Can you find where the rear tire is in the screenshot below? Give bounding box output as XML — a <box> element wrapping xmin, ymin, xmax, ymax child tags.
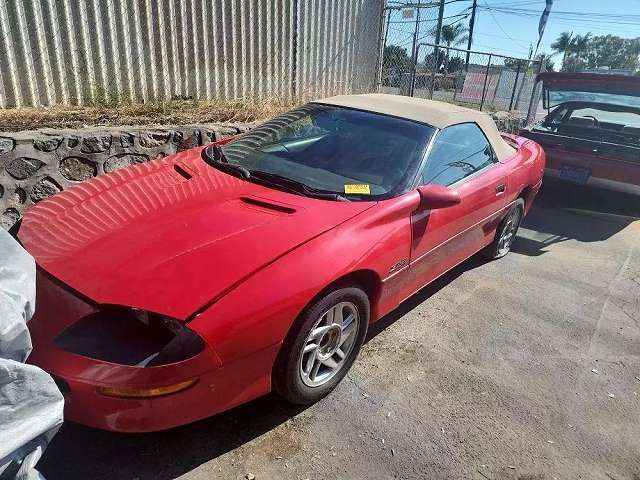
<box><xmin>273</xmin><ymin>287</ymin><xmax>370</xmax><ymax>405</ymax></box>
<box><xmin>487</xmin><ymin>198</ymin><xmax>525</xmax><ymax>259</ymax></box>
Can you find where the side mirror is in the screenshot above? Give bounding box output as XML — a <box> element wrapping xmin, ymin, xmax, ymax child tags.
<box><xmin>417</xmin><ymin>184</ymin><xmax>461</xmax><ymax>211</ymax></box>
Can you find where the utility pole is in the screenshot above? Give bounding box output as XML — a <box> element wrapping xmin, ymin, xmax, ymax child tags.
<box><xmin>409</xmin><ymin>5</ymin><xmax>421</xmax><ymax>97</ymax></box>
<box><xmin>465</xmin><ymin>0</ymin><xmax>477</xmax><ymax>71</ymax></box>
<box><xmin>428</xmin><ymin>0</ymin><xmax>446</xmax><ymax>99</ymax></box>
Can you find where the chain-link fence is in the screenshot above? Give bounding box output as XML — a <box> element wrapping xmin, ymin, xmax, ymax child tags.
<box><xmin>382</xmin><ymin>41</ymin><xmax>543</xmax><ymax>119</ymax></box>
<box><xmin>412</xmin><ymin>43</ymin><xmax>541</xmax><ymax>114</ymax></box>
<box><xmin>378</xmin><ymin>2</ymin><xmax>440</xmax><ymax>95</ymax></box>
<box><xmin>414</xmin><ymin>44</ymin><xmax>542</xmax><ymax>117</ymax></box>
<box><xmin>0</xmin><ymin>0</ymin><xmax>384</xmax><ymax>108</ymax></box>
<box><xmin>379</xmin><ymin>3</ymin><xmax>544</xmax><ymax>124</ymax></box>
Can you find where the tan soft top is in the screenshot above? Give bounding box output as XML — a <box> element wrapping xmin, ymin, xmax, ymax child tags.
<box><xmin>316</xmin><ymin>93</ymin><xmax>515</xmax><ymax>161</ymax></box>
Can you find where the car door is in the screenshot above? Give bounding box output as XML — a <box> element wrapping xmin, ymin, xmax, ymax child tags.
<box><xmin>401</xmin><ymin>122</ymin><xmax>510</xmax><ymax>301</ymax></box>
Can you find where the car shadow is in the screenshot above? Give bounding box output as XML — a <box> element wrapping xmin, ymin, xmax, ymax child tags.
<box><xmin>366</xmin><ymin>254</ymin><xmax>490</xmax><ymax>342</ymax></box>
<box><xmin>512</xmin><ymin>179</ymin><xmax>639</xmax><ymax>257</ymax></box>
<box><xmin>39</xmin><ymin>394</ymin><xmax>307</xmax><ymax>480</ymax></box>
<box><xmin>38</xmin><ymin>255</ymin><xmax>489</xmax><ymax>480</ymax></box>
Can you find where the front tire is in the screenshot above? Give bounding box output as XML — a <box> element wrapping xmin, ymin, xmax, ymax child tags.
<box><xmin>487</xmin><ymin>198</ymin><xmax>525</xmax><ymax>259</ymax></box>
<box><xmin>273</xmin><ymin>287</ymin><xmax>370</xmax><ymax>405</ymax></box>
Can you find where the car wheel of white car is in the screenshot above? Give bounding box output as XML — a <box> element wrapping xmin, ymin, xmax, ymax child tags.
<box><xmin>488</xmin><ymin>198</ymin><xmax>525</xmax><ymax>259</ymax></box>
<box><xmin>274</xmin><ymin>286</ymin><xmax>369</xmax><ymax>405</ymax></box>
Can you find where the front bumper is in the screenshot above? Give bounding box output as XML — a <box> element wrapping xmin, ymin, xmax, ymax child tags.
<box><xmin>27</xmin><ymin>270</ymin><xmax>277</xmax><ymax>432</ymax></box>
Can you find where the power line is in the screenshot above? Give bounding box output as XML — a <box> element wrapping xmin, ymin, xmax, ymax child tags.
<box><xmin>478</xmin><ymin>5</ymin><xmax>640</xmax><ymax>26</ymax></box>
<box><xmin>389</xmin><ymin>12</ymin><xmax>470</xmax><ymax>24</ymax></box>
<box><xmin>484</xmin><ymin>6</ymin><xmax>640</xmax><ymax>20</ymax></box>
<box><xmin>480</xmin><ymin>0</ymin><xmax>531</xmax><ymax>49</ymax></box>
<box><xmin>475</xmin><ymin>31</ymin><xmax>532</xmax><ymax>43</ymax></box>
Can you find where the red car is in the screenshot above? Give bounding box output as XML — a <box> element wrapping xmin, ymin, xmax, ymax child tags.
<box><xmin>520</xmin><ymin>72</ymin><xmax>640</xmax><ymax>194</ymax></box>
<box><xmin>17</xmin><ymin>94</ymin><xmax>544</xmax><ymax>432</ymax></box>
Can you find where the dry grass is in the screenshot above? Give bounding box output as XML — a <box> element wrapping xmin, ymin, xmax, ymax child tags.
<box><xmin>0</xmin><ymin>98</ymin><xmax>298</xmax><ymax>132</ymax></box>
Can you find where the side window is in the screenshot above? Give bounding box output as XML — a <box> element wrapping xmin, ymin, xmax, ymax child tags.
<box><xmin>420</xmin><ymin>123</ymin><xmax>496</xmax><ymax>187</ymax></box>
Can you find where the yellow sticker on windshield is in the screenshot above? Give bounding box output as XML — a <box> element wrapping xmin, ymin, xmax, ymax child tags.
<box><xmin>344</xmin><ymin>184</ymin><xmax>371</xmax><ymax>195</ymax></box>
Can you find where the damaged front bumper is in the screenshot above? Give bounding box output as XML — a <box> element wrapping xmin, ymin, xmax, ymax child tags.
<box><xmin>27</xmin><ymin>269</ymin><xmax>275</xmax><ymax>432</ymax></box>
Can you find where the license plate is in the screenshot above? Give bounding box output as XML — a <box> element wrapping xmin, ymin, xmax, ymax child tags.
<box><xmin>559</xmin><ymin>165</ymin><xmax>591</xmax><ymax>184</ymax></box>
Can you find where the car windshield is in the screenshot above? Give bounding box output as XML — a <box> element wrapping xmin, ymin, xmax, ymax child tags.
<box><xmin>220</xmin><ymin>104</ymin><xmax>435</xmax><ymax>199</ymax></box>
<box><xmin>536</xmin><ymin>102</ymin><xmax>640</xmax><ymax>147</ymax></box>
<box><xmin>565</xmin><ymin>107</ymin><xmax>640</xmax><ymax>127</ymax></box>
<box><xmin>548</xmin><ymin>90</ymin><xmax>640</xmax><ymax>109</ymax></box>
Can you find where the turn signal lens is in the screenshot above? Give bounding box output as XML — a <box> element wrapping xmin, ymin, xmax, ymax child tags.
<box><xmin>96</xmin><ymin>378</ymin><xmax>197</xmax><ymax>399</ymax></box>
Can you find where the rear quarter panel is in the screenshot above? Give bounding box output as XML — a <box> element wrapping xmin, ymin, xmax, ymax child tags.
<box><xmin>502</xmin><ymin>134</ymin><xmax>545</xmax><ymax>211</ymax></box>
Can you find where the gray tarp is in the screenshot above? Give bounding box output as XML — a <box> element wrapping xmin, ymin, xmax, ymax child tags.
<box><xmin>0</xmin><ymin>228</ymin><xmax>63</xmax><ymax>480</ymax></box>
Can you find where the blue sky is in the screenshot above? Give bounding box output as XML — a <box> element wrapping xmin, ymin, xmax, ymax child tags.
<box><xmin>385</xmin><ymin>0</ymin><xmax>640</xmax><ymax>66</ymax></box>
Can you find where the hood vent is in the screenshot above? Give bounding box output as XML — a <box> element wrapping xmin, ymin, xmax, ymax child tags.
<box><xmin>173</xmin><ymin>164</ymin><xmax>193</xmax><ymax>180</ymax></box>
<box><xmin>240</xmin><ymin>197</ymin><xmax>296</xmax><ymax>214</ymax></box>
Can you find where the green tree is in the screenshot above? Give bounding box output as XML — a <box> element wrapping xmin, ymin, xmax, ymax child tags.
<box><xmin>440</xmin><ymin>24</ymin><xmax>469</xmax><ymax>74</ymax></box>
<box><xmin>536</xmin><ymin>54</ymin><xmax>555</xmax><ymax>72</ymax></box>
<box><xmin>382</xmin><ymin>45</ymin><xmax>412</xmax><ymax>86</ymax></box>
<box><xmin>550</xmin><ymin>31</ymin><xmax>573</xmax><ymax>70</ymax></box>
<box><xmin>536</xmin><ymin>54</ymin><xmax>556</xmax><ymax>72</ymax></box>
<box><xmin>585</xmin><ymin>35</ymin><xmax>640</xmax><ymax>71</ymax></box>
<box><xmin>563</xmin><ymin>56</ymin><xmax>587</xmax><ymax>72</ymax></box>
<box><xmin>441</xmin><ymin>24</ymin><xmax>469</xmax><ymax>48</ymax></box>
<box><xmin>383</xmin><ymin>45</ymin><xmax>411</xmax><ymax>70</ymax></box>
<box><xmin>503</xmin><ymin>54</ymin><xmax>554</xmax><ymax>73</ymax></box>
<box><xmin>503</xmin><ymin>57</ymin><xmax>526</xmax><ymax>69</ymax></box>
<box><xmin>627</xmin><ymin>39</ymin><xmax>640</xmax><ymax>70</ymax></box>
<box><xmin>571</xmin><ymin>33</ymin><xmax>592</xmax><ymax>62</ymax></box>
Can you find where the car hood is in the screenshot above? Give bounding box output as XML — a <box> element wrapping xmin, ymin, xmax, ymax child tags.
<box><xmin>18</xmin><ymin>148</ymin><xmax>374</xmax><ymax>319</ymax></box>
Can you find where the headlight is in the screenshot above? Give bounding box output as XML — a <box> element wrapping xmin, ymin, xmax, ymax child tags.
<box><xmin>54</xmin><ymin>306</ymin><xmax>205</xmax><ymax>367</ymax></box>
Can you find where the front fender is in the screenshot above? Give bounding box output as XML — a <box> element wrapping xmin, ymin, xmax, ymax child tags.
<box><xmin>189</xmin><ymin>191</ymin><xmax>419</xmax><ymax>365</ymax></box>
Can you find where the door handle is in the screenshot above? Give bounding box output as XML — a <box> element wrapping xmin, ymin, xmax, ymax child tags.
<box><xmin>495</xmin><ymin>184</ymin><xmax>506</xmax><ymax>195</ymax></box>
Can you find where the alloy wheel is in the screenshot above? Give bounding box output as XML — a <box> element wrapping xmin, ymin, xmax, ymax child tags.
<box><xmin>299</xmin><ymin>301</ymin><xmax>360</xmax><ymax>387</ymax></box>
<box><xmin>497</xmin><ymin>206</ymin><xmax>522</xmax><ymax>256</ymax></box>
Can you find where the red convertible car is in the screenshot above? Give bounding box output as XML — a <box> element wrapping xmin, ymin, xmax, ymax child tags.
<box><xmin>17</xmin><ymin>94</ymin><xmax>544</xmax><ymax>432</ymax></box>
<box><xmin>520</xmin><ymin>72</ymin><xmax>640</xmax><ymax>194</ymax></box>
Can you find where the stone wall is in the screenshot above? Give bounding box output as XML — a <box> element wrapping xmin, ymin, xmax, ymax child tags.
<box><xmin>0</xmin><ymin>124</ymin><xmax>249</xmax><ymax>229</ymax></box>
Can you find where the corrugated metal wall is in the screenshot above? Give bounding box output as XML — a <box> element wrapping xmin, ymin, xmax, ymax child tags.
<box><xmin>0</xmin><ymin>0</ymin><xmax>384</xmax><ymax>108</ymax></box>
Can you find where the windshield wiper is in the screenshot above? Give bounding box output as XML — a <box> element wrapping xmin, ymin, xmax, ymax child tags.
<box><xmin>202</xmin><ymin>147</ymin><xmax>347</xmax><ymax>201</ymax></box>
<box><xmin>248</xmin><ymin>170</ymin><xmax>348</xmax><ymax>201</ymax></box>
<box><xmin>202</xmin><ymin>144</ymin><xmax>251</xmax><ymax>179</ymax></box>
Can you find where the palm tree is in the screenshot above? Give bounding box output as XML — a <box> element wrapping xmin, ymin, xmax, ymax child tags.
<box><xmin>551</xmin><ymin>31</ymin><xmax>573</xmax><ymax>71</ymax></box>
<box><xmin>440</xmin><ymin>24</ymin><xmax>469</xmax><ymax>74</ymax></box>
<box><xmin>571</xmin><ymin>32</ymin><xmax>592</xmax><ymax>62</ymax></box>
<box><xmin>441</xmin><ymin>24</ymin><xmax>469</xmax><ymax>48</ymax></box>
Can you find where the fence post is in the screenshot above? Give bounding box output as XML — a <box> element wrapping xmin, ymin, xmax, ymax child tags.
<box><xmin>526</xmin><ymin>55</ymin><xmax>545</xmax><ymax>124</ymax></box>
<box><xmin>376</xmin><ymin>6</ymin><xmax>391</xmax><ymax>93</ymax></box>
<box><xmin>411</xmin><ymin>44</ymin><xmax>426</xmax><ymax>97</ymax></box>
<box><xmin>464</xmin><ymin>0</ymin><xmax>477</xmax><ymax>72</ymax></box>
<box><xmin>479</xmin><ymin>54</ymin><xmax>492</xmax><ymax>111</ymax></box>
<box><xmin>508</xmin><ymin>60</ymin><xmax>522</xmax><ymax>111</ymax></box>
<box><xmin>409</xmin><ymin>6</ymin><xmax>421</xmax><ymax>97</ymax></box>
<box><xmin>429</xmin><ymin>0</ymin><xmax>446</xmax><ymax>99</ymax></box>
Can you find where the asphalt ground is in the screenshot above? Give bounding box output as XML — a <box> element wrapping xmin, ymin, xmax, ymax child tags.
<box><xmin>39</xmin><ymin>180</ymin><xmax>640</xmax><ymax>480</ymax></box>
